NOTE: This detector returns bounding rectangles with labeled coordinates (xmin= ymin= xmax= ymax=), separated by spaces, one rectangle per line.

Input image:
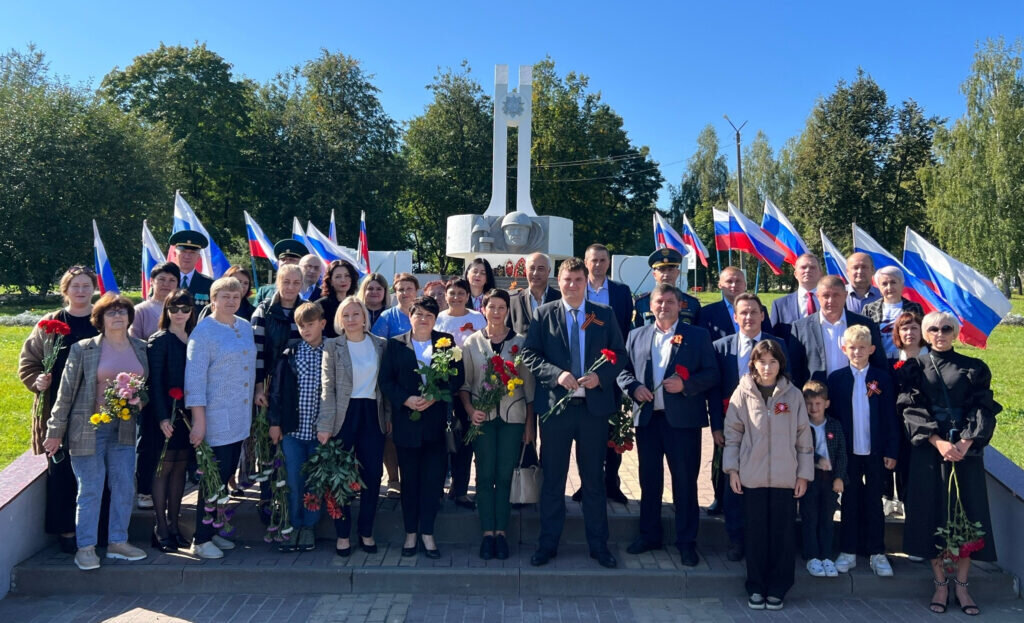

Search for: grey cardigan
xmin=319 ymin=333 xmax=390 ymax=437
xmin=46 ymin=335 xmax=149 ymax=456
xmin=460 ymin=330 xmax=535 ymax=424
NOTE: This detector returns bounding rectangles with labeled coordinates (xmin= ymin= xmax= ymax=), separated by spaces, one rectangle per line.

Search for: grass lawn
xmin=1 ymin=292 xmax=1022 ymax=470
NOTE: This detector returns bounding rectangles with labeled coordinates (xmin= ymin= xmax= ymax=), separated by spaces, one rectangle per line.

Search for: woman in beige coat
xmin=319 ymin=296 xmax=390 ymax=556
xmin=459 ymin=289 xmax=535 ymax=560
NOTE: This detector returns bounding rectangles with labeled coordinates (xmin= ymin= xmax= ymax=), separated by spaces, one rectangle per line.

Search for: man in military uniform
xmin=633 ymin=248 xmax=701 ymax=328
xmin=254 ymin=240 xmax=308 ymax=304
xmin=169 ymin=230 xmax=213 ymax=306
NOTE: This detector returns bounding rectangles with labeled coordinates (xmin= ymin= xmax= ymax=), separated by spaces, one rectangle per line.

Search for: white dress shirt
xmin=850 ymin=364 xmax=871 ymax=456
xmin=736 ymin=332 xmax=763 ymax=379
xmin=412 ymin=338 xmax=432 ymax=385
xmin=651 ymin=322 xmax=678 ymax=410
xmin=348 ymin=337 xmax=379 ymax=399
xmin=798 ymin=287 xmax=817 ymax=318
xmin=561 ymin=300 xmax=586 ymax=397
xmin=820 ymin=313 xmax=848 ymax=375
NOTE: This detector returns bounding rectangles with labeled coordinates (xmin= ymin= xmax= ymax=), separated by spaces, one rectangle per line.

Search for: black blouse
xmin=47 ymin=310 xmax=98 ymax=405
xmin=146 ymin=330 xmax=189 ymax=424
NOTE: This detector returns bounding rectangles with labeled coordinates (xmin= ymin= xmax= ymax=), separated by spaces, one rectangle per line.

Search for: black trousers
xmin=194 ymin=441 xmax=242 ymax=545
xmin=800 ymin=468 xmax=838 ymax=560
xmin=635 ymin=413 xmax=701 ymax=548
xmin=538 ymin=400 xmax=609 ymax=554
xmin=743 ymin=487 xmax=796 ymax=599
xmin=447 ymin=401 xmax=473 ymax=498
xmin=882 ymin=434 xmax=912 ymax=501
xmin=396 ymin=439 xmax=447 ymax=535
xmin=841 ymin=453 xmax=885 ymax=556
xmin=334 ymin=399 xmax=385 ymax=539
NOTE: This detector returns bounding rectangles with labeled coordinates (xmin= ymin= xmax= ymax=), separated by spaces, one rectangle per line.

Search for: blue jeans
xmin=70 ymin=424 xmax=135 ymax=549
xmin=281 ymin=435 xmax=321 ymax=528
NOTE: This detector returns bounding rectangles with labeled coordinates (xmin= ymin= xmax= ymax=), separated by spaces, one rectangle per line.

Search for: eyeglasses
xmin=67 ymin=265 xmax=95 ymax=276
xmin=167 ymin=305 xmax=193 ymax=314
xmin=927 ymin=325 xmax=955 ymax=335
xmin=103 ymin=308 xmax=129 ymax=317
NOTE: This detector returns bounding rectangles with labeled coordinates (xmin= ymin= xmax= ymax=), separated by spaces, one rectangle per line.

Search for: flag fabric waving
xmin=723 ymin=203 xmax=787 ymax=274
xmin=356 ymin=210 xmax=371 ymax=274
xmin=245 ymin=211 xmax=278 ymax=270
xmin=820 ymin=229 xmax=850 ymax=283
xmin=760 ymin=199 xmax=808 ymax=266
xmin=329 ymin=210 xmax=338 ymax=245
xmin=93 ymin=220 xmax=119 ymax=295
xmin=652 ymin=212 xmax=692 ymax=263
xmin=171 ymin=191 xmax=230 ymax=279
xmin=712 ymin=208 xmax=731 ymax=251
xmin=305 ymin=222 xmax=366 ymax=276
xmin=681 ymin=214 xmax=709 ymax=267
xmin=141 ymin=220 xmax=166 ymax=298
xmin=293 ymin=217 xmax=316 ymax=256
xmin=903 ymin=228 xmax=1010 ymax=348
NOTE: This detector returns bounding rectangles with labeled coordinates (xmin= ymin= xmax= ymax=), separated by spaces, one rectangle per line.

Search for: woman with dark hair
xmin=380 ymin=296 xmax=464 ymax=559
xmin=463 ymin=258 xmax=496 ymax=311
xmin=19 ymin=265 xmax=102 ymax=553
xmin=358 ymin=272 xmax=392 ymax=329
xmin=316 ymin=260 xmax=360 ymax=338
xmin=884 ymin=311 xmax=928 ymax=519
xmin=145 ymin=289 xmax=197 ymax=551
xmin=131 ymin=262 xmax=181 ymax=341
xmin=198 ymin=266 xmax=256 ymax=322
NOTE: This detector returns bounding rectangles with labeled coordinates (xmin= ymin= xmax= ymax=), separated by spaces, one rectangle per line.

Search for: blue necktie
xmin=569 ymin=308 xmax=582 ymax=378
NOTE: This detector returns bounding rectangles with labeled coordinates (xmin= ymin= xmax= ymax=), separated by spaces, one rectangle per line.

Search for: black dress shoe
xmin=359 ymin=539 xmax=378 ymax=554
xmin=401 ymin=545 xmax=417 ymax=557
xmin=726 ymin=542 xmax=744 ymax=562
xmin=626 ymin=539 xmax=659 ymax=555
xmin=168 ymin=531 xmax=190 ymax=549
xmin=480 ymin=535 xmax=495 ymax=560
xmin=679 ymin=546 xmax=699 ymax=567
xmin=423 ymin=546 xmax=441 ymax=560
xmin=530 ymin=549 xmax=556 ymax=566
xmin=58 ymin=535 xmax=77 ymax=554
xmin=590 ymin=550 xmax=618 ymax=569
xmin=606 ymin=488 xmax=629 ymax=505
xmin=151 ymin=530 xmax=178 ymax=553
xmin=494 ymin=534 xmax=509 ymax=560
xmin=335 ymin=546 xmax=352 ymax=558
xmin=571 ymin=488 xmax=583 ymax=502
xmin=454 ymin=497 xmax=476 ymax=511
xmin=704 ymin=500 xmax=722 ymax=516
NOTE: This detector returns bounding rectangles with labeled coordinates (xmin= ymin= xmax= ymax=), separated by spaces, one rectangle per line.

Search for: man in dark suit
xmin=508 ymin=252 xmax=560 ymax=335
xmin=617 ymin=284 xmax=719 ymax=566
xmin=169 ymin=230 xmax=213 ymax=306
xmin=633 ymin=248 xmax=701 ymax=328
xmin=522 ymin=257 xmax=626 ymax=569
xmin=788 ymin=275 xmax=888 ymax=388
xmin=697 ymin=266 xmax=772 ymax=341
xmin=769 ymin=253 xmax=822 ymax=343
xmin=582 ymin=243 xmax=632 ymax=505
xmin=706 ymin=293 xmax=788 ymax=561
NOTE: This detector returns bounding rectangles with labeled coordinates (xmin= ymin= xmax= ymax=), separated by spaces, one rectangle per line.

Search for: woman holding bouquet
xmin=459 ymin=289 xmax=535 ymax=560
xmin=380 ymin=296 xmax=464 ymax=559
xmin=899 ymin=311 xmax=1000 ymax=615
xmin=145 ymin=289 xmax=197 ymax=551
xmin=42 ymin=292 xmax=150 ymax=571
xmin=19 ymin=266 xmax=101 ymax=553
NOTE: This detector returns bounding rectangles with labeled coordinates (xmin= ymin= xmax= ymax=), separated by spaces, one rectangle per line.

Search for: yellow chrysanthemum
xmin=435 ymin=337 xmax=452 ymax=348
xmin=120 ymin=408 xmax=130 ymax=417
xmin=100 ymin=413 xmax=112 ymax=424
xmin=118 ymin=399 xmax=127 ymax=407
xmin=89 ymin=413 xmax=102 ymax=426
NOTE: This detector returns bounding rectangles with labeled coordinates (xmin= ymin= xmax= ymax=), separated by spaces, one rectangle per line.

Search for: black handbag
xmin=928 ymin=354 xmax=965 ymax=443
xmin=445 ymin=407 xmax=462 ymax=454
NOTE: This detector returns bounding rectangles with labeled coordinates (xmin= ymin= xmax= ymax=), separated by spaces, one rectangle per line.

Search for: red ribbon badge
xmin=581 ymin=312 xmax=604 ymax=330
xmin=774 ymin=402 xmax=789 ymax=415
xmin=867 ymin=380 xmax=882 ymax=397
xmin=671 ymin=334 xmax=683 ymax=345
xmin=826 ymin=432 xmax=835 ymax=440
xmin=892 ymin=360 xmax=905 ymax=370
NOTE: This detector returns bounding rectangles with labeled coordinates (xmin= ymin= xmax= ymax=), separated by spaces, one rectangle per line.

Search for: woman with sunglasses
xmin=899 ymin=312 xmax=1000 ymax=616
xmin=144 ymin=289 xmax=197 ymax=551
xmin=19 ymin=265 xmax=102 ymax=554
xmin=316 ymin=260 xmax=360 ymax=338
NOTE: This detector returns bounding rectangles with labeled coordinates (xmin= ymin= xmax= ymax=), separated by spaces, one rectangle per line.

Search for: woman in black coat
xmin=898 ymin=311 xmax=1000 ymax=616
xmin=315 ymin=260 xmax=360 ymax=338
xmin=145 ymin=289 xmax=197 ymax=551
xmin=380 ymin=296 xmax=464 ymax=559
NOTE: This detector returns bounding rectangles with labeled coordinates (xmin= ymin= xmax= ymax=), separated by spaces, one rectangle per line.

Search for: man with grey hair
xmin=298 ymin=254 xmax=324 ymax=302
xmin=508 ymin=252 xmax=560 ymax=335
xmin=845 ymin=252 xmax=881 ymax=313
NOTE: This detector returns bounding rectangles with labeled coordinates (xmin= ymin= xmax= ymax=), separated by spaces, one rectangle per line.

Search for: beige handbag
xmin=509 ymin=443 xmax=542 ymax=504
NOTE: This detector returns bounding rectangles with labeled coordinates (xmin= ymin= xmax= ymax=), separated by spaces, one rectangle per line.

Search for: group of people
xmin=19 ymin=233 xmax=999 ymax=615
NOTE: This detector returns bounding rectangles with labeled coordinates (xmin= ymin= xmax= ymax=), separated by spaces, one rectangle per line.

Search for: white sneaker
xmin=136 ymin=494 xmax=154 ymax=509
xmin=806 ymin=558 xmax=826 ymax=577
xmin=105 ymin=542 xmax=147 ymax=561
xmin=822 ymin=559 xmax=839 ymax=577
xmin=882 ymin=497 xmax=896 ymax=516
xmin=74 ymin=547 xmax=100 ymax=571
xmin=870 ymin=553 xmax=894 ymax=577
xmin=211 ymin=535 xmax=236 ymax=550
xmin=835 ymin=552 xmax=857 ymax=573
xmin=191 ymin=541 xmax=224 ymax=559
xmin=907 ymin=555 xmax=924 ymax=562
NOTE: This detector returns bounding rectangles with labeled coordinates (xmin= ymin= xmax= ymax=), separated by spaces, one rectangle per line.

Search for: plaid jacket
xmin=810 ymin=416 xmax=849 ymax=485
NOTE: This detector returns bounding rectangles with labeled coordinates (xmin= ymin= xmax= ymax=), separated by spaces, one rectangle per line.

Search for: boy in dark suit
xmin=800 ymin=381 xmax=848 ymax=578
xmin=826 ymin=325 xmax=899 ymax=577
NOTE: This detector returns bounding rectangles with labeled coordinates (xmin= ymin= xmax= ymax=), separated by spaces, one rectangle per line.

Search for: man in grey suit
xmin=508 ymin=252 xmax=560 ymax=335
xmin=788 ymin=275 xmax=888 ymax=387
xmin=769 ymin=253 xmax=822 ymax=343
xmin=521 ymin=257 xmax=626 ymax=569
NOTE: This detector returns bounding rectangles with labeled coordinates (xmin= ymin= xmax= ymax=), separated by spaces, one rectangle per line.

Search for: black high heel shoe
xmin=168 ymin=529 xmax=190 ymax=549
xmin=952 ymin=578 xmax=980 ymax=616
xmin=151 ymin=529 xmax=178 ymax=553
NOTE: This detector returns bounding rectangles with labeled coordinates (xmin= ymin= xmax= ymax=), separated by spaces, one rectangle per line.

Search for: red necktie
xmin=806 ymin=292 xmax=816 ymax=316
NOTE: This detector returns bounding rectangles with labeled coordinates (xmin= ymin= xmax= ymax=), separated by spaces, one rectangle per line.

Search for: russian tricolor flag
xmin=720 ymin=203 xmax=787 ymax=275
xmin=903 ymin=228 xmax=1010 ymax=348
xmin=293 ymin=217 xmax=316 ymax=256
xmin=852 ymin=224 xmax=955 ymax=320
xmin=93 ymin=220 xmax=119 ymax=295
xmin=329 ymin=210 xmax=338 ymax=245
xmin=713 ymin=208 xmax=731 ymax=251
xmin=356 ymin=210 xmax=371 ymax=274
xmin=141 ymin=220 xmax=166 ymax=298
xmin=170 ymin=191 xmax=230 ymax=279
xmin=305 ymin=222 xmax=366 ymax=276
xmin=820 ymin=229 xmax=850 ymax=283
xmin=652 ymin=212 xmax=692 ymax=262
xmin=681 ymin=214 xmax=709 ymax=268
xmin=245 ymin=211 xmax=278 ymax=270
xmin=760 ymin=199 xmax=808 ymax=266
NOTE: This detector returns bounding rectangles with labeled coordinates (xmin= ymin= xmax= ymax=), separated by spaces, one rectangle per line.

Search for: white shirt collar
xmin=819 ymin=311 xmax=846 ymax=328
xmin=654 ymin=320 xmax=679 ymax=336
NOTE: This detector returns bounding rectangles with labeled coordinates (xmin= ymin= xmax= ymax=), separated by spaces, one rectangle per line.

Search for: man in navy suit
xmin=706 ymin=293 xmax=788 ymax=561
xmin=508 ymin=252 xmax=561 ymax=335
xmin=696 ymin=266 xmax=772 ymax=341
xmin=633 ymin=248 xmax=701 ymax=328
xmin=769 ymin=253 xmax=822 ymax=344
xmin=581 ymin=243 xmax=633 ymax=505
xmin=617 ymin=284 xmax=719 ymax=566
xmin=788 ymin=275 xmax=888 ymax=388
xmin=521 ymin=257 xmax=626 ymax=569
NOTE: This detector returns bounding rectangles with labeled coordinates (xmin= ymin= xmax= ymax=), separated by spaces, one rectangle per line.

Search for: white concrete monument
xmin=446 ymin=65 xmax=573 ymax=277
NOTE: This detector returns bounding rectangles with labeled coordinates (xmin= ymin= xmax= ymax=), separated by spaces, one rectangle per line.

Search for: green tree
xmin=921 ymin=38 xmax=1024 ymax=292
xmin=669 ymin=124 xmax=728 ymax=286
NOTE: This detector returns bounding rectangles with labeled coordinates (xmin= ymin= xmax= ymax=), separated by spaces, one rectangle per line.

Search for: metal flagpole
xmin=753 ymin=261 xmax=762 ymax=294
xmin=249 ymin=255 xmax=261 ymax=290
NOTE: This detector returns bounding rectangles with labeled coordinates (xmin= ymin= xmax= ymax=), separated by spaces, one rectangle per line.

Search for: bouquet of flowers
xmin=264 ymin=445 xmax=292 ymax=543
xmin=608 ymin=394 xmax=635 ymax=454
xmin=539 ymin=348 xmax=618 ymax=423
xmin=155 ymin=387 xmax=184 ymax=478
xmin=302 ymin=439 xmax=366 ymax=519
xmin=191 ymin=435 xmax=235 ymax=538
xmin=250 ymin=379 xmax=292 ymax=541
xmin=410 ymin=336 xmax=462 ymax=422
xmin=936 ymin=462 xmax=986 ymax=573
xmin=464 ymin=345 xmax=525 ymax=445
xmin=32 ymin=318 xmax=71 ymax=421
xmin=90 ymin=372 xmax=147 ymax=430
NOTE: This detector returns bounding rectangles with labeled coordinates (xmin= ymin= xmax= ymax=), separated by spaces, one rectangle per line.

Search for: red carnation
xmin=303 ymin=492 xmax=321 ymax=512
xmin=168 ymin=387 xmax=184 ymax=401
xmin=504 ymin=360 xmax=516 ymax=374
xmin=893 ymin=360 xmax=906 ymax=370
xmin=607 ymin=440 xmax=616 ymax=448
xmin=499 ymin=372 xmax=511 ymax=385
xmin=623 ymin=442 xmax=634 ymax=451
xmin=324 ymin=492 xmax=343 ymax=520
xmin=349 ymin=482 xmax=361 ymax=492
xmin=614 ymin=445 xmax=626 ymax=454
xmin=600 ymin=348 xmax=617 ymax=365
xmin=510 ymin=345 xmax=519 ymax=355
xmin=490 ymin=355 xmax=504 ymax=367
xmin=675 ymin=365 xmax=690 ymax=381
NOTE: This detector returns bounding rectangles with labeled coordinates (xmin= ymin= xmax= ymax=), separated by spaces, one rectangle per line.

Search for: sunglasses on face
xmin=927 ymin=325 xmax=955 ymax=335
xmin=167 ymin=305 xmax=192 ymax=314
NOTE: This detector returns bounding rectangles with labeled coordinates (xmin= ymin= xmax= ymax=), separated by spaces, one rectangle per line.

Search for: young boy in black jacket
xmin=800 ymin=381 xmax=848 ymax=578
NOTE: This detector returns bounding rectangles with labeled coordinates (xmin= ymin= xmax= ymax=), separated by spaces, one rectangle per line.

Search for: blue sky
xmin=3 ymin=1 xmax=1021 ymax=211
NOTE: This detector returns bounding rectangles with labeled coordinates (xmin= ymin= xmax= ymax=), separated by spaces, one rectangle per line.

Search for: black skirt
xmin=902 ymin=444 xmax=996 ymax=561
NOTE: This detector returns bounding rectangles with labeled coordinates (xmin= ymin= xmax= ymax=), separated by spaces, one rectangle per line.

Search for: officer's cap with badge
xmin=168 ymin=230 xmax=209 ymax=250
xmin=273 ymin=239 xmax=308 ymax=260
xmin=648 ymin=247 xmax=685 ymax=269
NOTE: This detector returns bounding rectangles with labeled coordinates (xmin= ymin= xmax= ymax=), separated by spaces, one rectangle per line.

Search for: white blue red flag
xmin=903 ymin=228 xmax=1010 ymax=348
xmin=170 ymin=191 xmax=229 ymax=279
xmin=329 ymin=210 xmax=338 ymax=245
xmin=244 ymin=211 xmax=278 ymax=270
xmin=305 ymin=222 xmax=366 ymax=276
xmin=760 ymin=199 xmax=808 ymax=266
xmin=681 ymin=214 xmax=709 ymax=268
xmin=93 ymin=220 xmax=119 ymax=295
xmin=722 ymin=203 xmax=787 ymax=275
xmin=820 ymin=229 xmax=850 ymax=283
xmin=652 ymin=212 xmax=691 ymax=262
xmin=852 ymin=224 xmax=955 ymax=320
xmin=356 ymin=210 xmax=371 ymax=274
xmin=141 ymin=220 xmax=166 ymax=298
xmin=712 ymin=208 xmax=731 ymax=251
xmin=293 ymin=217 xmax=316 ymax=256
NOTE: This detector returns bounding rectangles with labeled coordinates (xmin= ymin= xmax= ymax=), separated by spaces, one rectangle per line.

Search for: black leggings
xmin=152 ymin=448 xmax=191 ymax=538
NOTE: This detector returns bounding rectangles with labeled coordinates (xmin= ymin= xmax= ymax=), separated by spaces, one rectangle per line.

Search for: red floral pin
xmin=510 ymin=345 xmax=519 ymax=355
xmin=581 ymin=312 xmax=604 ymax=330
xmin=826 ymin=432 xmax=835 ymax=440
xmin=671 ymin=334 xmax=683 ymax=345
xmin=867 ymin=380 xmax=882 ymax=397
xmin=674 ymin=364 xmax=690 ymax=381
xmin=892 ymin=360 xmax=905 ymax=370
xmin=774 ymin=402 xmax=789 ymax=415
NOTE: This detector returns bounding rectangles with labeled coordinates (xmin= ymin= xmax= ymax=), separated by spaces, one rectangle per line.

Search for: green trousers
xmin=472 ymin=417 xmax=525 ymax=532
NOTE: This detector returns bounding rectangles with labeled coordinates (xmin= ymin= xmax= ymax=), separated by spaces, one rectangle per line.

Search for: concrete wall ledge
xmin=0 ymin=451 xmax=49 ymax=599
